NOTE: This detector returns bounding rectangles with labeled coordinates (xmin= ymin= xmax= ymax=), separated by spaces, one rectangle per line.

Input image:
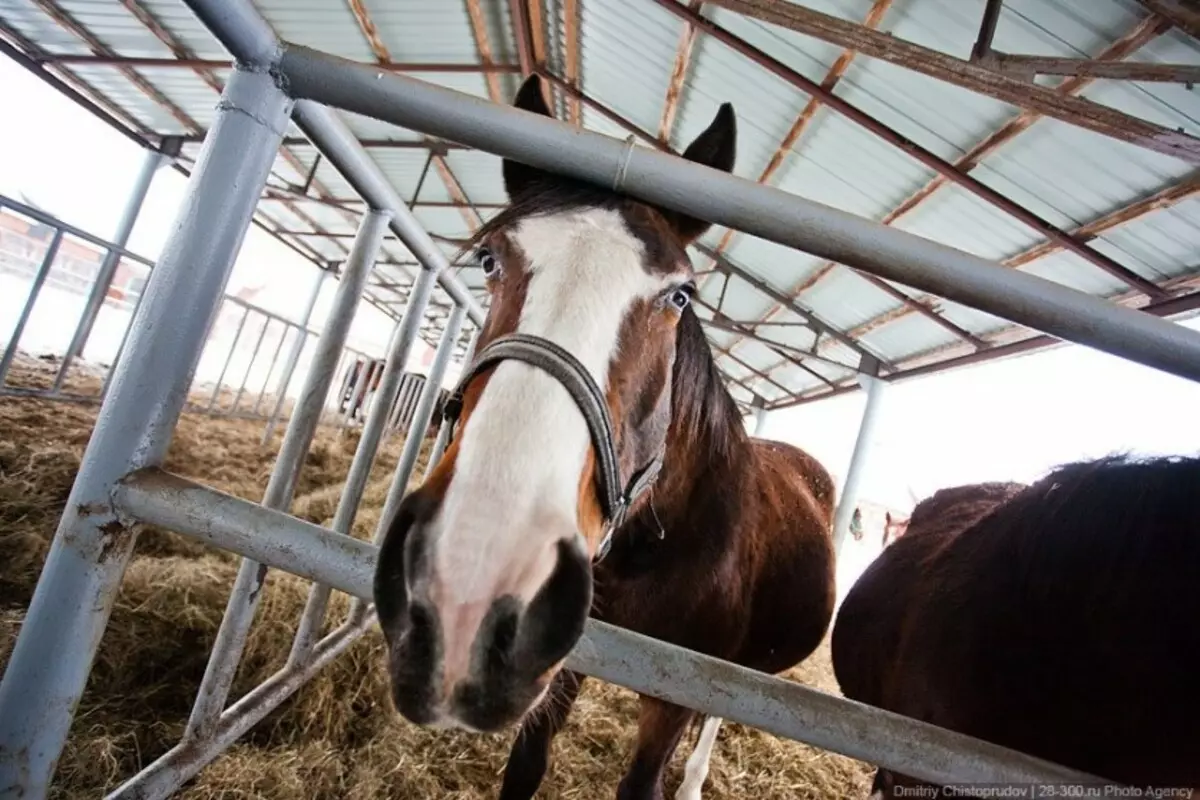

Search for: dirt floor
xmin=0 ymin=354 xmax=874 ymax=799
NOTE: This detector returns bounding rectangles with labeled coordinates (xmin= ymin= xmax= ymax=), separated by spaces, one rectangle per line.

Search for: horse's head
xmin=373 ymin=74 xmax=737 ymax=732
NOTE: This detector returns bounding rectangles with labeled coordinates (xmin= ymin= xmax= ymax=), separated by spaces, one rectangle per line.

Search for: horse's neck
xmin=650 ymin=407 xmax=750 ymax=528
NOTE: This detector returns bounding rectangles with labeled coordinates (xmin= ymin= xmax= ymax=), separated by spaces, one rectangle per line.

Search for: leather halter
xmin=440 ymin=332 xmax=664 ymax=563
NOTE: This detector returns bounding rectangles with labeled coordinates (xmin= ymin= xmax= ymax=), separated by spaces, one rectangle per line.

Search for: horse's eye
xmin=476 ymin=247 xmax=499 ymax=277
xmin=668 ymin=284 xmax=694 ymax=311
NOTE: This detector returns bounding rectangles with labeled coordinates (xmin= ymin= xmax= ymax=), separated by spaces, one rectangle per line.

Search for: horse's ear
xmin=886 ymin=512 xmax=893 ymax=525
xmin=661 ymin=102 xmax=737 ymax=245
xmin=502 ymin=74 xmax=557 ymax=201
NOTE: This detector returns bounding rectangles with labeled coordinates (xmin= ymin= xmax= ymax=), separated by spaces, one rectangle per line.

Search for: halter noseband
xmin=439 ymin=332 xmax=664 ymax=563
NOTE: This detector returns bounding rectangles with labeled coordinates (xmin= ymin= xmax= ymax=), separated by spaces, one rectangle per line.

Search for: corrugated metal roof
xmin=4 ymin=0 xmax=1200 ymax=412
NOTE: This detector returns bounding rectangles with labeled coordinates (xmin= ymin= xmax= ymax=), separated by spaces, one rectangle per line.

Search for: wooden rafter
xmin=0 ymin=21 xmax=152 ymax=143
xmin=564 ymin=0 xmax=582 ymax=126
xmin=1135 ymin=0 xmax=1200 ymax=39
xmin=432 ymin=155 xmax=485 ymax=235
xmin=465 ymin=0 xmax=506 ymax=103
xmin=657 ymin=0 xmax=704 ymax=145
xmin=765 ymin=14 xmax=1172 ymax=330
xmin=508 ymin=0 xmax=535 ymax=75
xmin=118 ymin=0 xmax=356 ymax=260
xmin=752 ymin=172 xmax=1200 ymax=378
xmin=525 ymin=0 xmax=564 ymax=114
xmin=345 ymin=0 xmax=392 ymax=62
xmin=700 ymin=0 xmax=1200 ymax=164
xmin=31 ymin=0 xmax=200 ymax=133
xmin=703 ymin=0 xmax=893 ymax=277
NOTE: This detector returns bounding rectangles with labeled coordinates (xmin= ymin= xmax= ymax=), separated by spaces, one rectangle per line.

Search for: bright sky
xmin=3 ymin=53 xmax=1200 ymax=524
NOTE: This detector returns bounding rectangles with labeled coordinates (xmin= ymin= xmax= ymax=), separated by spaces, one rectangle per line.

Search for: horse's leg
xmin=674 ymin=716 xmax=722 ymax=800
xmin=616 ymin=696 xmax=696 ymax=800
xmin=497 ymin=669 xmax=586 ymax=800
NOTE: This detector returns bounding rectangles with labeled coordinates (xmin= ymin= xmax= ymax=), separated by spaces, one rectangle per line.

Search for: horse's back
xmin=831 ymin=481 xmax=1023 ymax=707
xmin=838 ymin=456 xmax=1200 ymax=788
xmin=735 ymin=438 xmax=838 ymax=673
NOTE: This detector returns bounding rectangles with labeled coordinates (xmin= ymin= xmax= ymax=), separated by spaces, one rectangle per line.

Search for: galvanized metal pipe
xmin=0 ymin=228 xmax=64 ymax=385
xmin=106 ymin=617 xmax=371 ymax=800
xmin=229 ymin=315 xmax=271 ymax=414
xmin=290 ymin=100 xmax=485 ymax=326
xmin=345 ymin=304 xmax=468 ymax=623
xmin=0 ymin=68 xmax=293 ymax=797
xmin=183 ymin=209 xmax=390 ymax=742
xmin=207 ymin=305 xmax=249 ymax=411
xmin=253 ymin=323 xmax=289 ymax=415
xmin=53 ymin=147 xmax=165 ymax=392
xmin=262 ymin=268 xmax=327 ymax=444
xmin=831 ymin=373 xmax=886 ymax=555
xmin=290 ymin=266 xmax=440 ymax=664
xmin=110 ymin=467 xmax=1109 ymax=791
xmin=377 ymin=304 xmax=466 ymax=543
xmin=277 ymin=43 xmax=1200 ymax=387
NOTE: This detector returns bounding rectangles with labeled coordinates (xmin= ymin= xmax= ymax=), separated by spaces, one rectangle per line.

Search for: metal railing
xmin=3 ymin=2 xmax=1197 ymax=797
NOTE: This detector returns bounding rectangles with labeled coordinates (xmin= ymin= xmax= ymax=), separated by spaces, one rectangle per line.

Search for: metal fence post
xmin=288 ymin=266 xmax=440 ymax=665
xmin=0 ymin=228 xmax=64 ymax=385
xmin=229 ymin=314 xmax=270 ymax=414
xmin=252 ymin=325 xmax=289 ymax=416
xmin=377 ymin=304 xmax=466 ymax=540
xmin=0 ymin=67 xmax=292 ymax=798
xmin=261 ymin=268 xmax=327 ymax=444
xmin=207 ymin=305 xmax=249 ymax=411
xmin=831 ymin=362 xmax=887 ymax=556
xmin=52 ymin=147 xmax=166 ymax=392
xmin=182 ymin=209 xmax=392 ymax=739
xmin=750 ymin=398 xmax=769 ymax=437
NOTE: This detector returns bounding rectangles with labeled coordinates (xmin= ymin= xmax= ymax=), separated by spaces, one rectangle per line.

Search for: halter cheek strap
xmin=440 ymin=332 xmax=665 ymax=564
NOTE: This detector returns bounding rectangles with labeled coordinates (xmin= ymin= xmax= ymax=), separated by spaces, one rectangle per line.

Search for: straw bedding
xmin=0 ymin=354 xmax=873 ymax=799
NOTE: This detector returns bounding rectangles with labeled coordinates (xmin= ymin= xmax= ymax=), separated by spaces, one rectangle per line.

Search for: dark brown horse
xmin=373 ymin=75 xmax=837 ymax=799
xmin=832 ymin=455 xmax=1200 ymax=797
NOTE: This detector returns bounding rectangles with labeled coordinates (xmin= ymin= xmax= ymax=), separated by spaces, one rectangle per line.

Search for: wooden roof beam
xmin=698 ymin=0 xmax=1200 ymax=164
xmin=562 ymin=0 xmax=582 ymax=126
xmin=1135 ymin=0 xmax=1200 ymax=40
xmin=657 ymin=0 xmax=704 ymax=145
xmin=465 ymin=0 xmax=507 ymax=103
xmin=32 ymin=0 xmax=200 ymax=133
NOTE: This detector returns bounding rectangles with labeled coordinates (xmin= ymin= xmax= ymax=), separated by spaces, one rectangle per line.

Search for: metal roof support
xmin=750 ymin=397 xmax=769 ymax=437
xmin=287 ymin=100 xmax=485 ymax=325
xmin=0 ymin=65 xmax=294 ymax=797
xmin=831 ymin=358 xmax=886 ymax=557
xmin=275 ymin=42 xmax=1200 ymax=385
xmin=653 ymin=0 xmax=1170 ymax=299
xmin=657 ymin=0 xmax=704 ymax=145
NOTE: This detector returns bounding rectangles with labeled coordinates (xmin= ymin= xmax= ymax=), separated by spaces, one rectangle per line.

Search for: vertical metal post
xmin=342 ymin=305 xmax=466 ymax=625
xmin=423 ymin=324 xmax=479 ymax=477
xmin=52 ymin=147 xmax=166 ymax=391
xmin=0 ymin=68 xmax=292 ymax=797
xmin=99 ymin=265 xmax=152 ymax=402
xmin=377 ymin=304 xmax=466 ymax=539
xmin=252 ymin=326 xmax=288 ymax=416
xmin=751 ymin=399 xmax=769 ymax=437
xmin=0 ymin=228 xmax=64 ymax=386
xmin=230 ymin=315 xmax=270 ymax=414
xmin=831 ymin=364 xmax=887 ymax=556
xmin=288 ymin=265 xmax=441 ymax=665
xmin=184 ymin=210 xmax=391 ymax=738
xmin=262 ymin=268 xmax=327 ymax=444
xmin=340 ymin=357 xmax=374 ymax=427
xmin=208 ymin=305 xmax=249 ymax=411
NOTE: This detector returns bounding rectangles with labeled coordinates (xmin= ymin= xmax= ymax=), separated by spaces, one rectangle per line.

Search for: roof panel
xmin=5 ymin=0 xmax=1200 ymax=409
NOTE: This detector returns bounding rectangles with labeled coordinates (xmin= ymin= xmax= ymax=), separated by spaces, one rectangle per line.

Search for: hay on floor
xmin=0 ymin=354 xmax=873 ymax=799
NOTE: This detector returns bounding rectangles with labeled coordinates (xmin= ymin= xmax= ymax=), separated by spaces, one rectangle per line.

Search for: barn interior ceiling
xmin=2 ymin=0 xmax=1200 ymax=413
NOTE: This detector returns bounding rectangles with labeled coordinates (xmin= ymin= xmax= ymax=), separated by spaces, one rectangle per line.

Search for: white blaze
xmin=424 ymin=208 xmax=678 ymax=678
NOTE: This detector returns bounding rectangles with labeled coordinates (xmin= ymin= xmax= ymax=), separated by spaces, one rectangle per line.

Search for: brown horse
xmin=831 ymin=455 xmax=1200 ymax=797
xmin=373 ymin=74 xmax=837 ymax=799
